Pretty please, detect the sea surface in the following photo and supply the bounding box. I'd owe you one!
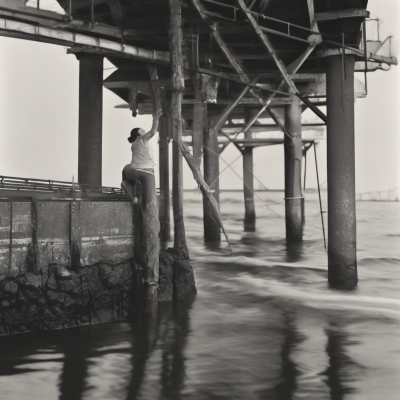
[0,191,399,400]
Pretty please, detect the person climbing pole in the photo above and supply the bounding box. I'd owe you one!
[121,109,162,312]
[122,108,163,204]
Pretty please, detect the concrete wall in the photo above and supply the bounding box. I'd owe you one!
[0,198,138,335]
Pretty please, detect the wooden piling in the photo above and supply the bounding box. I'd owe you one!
[169,0,189,259]
[243,108,257,232]
[158,116,171,241]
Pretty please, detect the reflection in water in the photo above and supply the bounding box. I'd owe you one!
[58,331,89,400]
[285,242,303,263]
[274,313,302,400]
[160,300,193,400]
[126,313,160,399]
[322,324,360,400]
[126,299,193,399]
[0,192,399,399]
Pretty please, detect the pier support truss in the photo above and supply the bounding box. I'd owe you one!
[1,0,397,287]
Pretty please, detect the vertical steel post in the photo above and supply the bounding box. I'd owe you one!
[284,94,303,242]
[76,53,104,187]
[302,146,307,224]
[159,116,171,241]
[243,108,257,232]
[31,196,38,272]
[91,0,95,23]
[326,54,357,286]
[193,73,207,168]
[203,115,220,242]
[9,201,13,270]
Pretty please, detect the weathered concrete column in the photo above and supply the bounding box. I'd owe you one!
[203,116,220,242]
[159,116,171,241]
[284,95,303,242]
[77,54,104,187]
[243,108,257,232]
[326,54,357,286]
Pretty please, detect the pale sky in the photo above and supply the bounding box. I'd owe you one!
[0,0,399,193]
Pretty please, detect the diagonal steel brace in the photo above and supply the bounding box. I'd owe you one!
[236,0,327,123]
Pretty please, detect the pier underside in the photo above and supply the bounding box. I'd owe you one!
[0,0,397,289]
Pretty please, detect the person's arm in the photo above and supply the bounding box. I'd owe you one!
[141,109,163,142]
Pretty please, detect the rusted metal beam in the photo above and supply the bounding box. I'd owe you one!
[0,0,164,43]
[178,141,231,252]
[208,76,258,137]
[0,17,170,64]
[315,8,369,21]
[190,0,291,135]
[237,0,327,123]
[286,0,322,77]
[105,0,123,27]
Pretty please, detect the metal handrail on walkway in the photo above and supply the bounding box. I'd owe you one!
[0,175,127,195]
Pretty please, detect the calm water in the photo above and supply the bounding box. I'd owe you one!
[1,191,399,400]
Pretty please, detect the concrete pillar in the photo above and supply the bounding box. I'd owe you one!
[203,117,220,242]
[159,116,171,241]
[326,54,357,286]
[243,108,257,232]
[284,95,303,242]
[77,54,104,187]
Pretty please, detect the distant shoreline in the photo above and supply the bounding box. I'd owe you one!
[183,189,321,192]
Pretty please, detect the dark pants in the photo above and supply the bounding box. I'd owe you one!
[122,164,159,283]
[122,165,156,205]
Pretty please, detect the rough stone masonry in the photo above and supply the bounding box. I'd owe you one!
[0,199,196,336]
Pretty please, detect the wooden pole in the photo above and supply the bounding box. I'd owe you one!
[147,64,171,241]
[169,0,189,259]
[159,116,171,241]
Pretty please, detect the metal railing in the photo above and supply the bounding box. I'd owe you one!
[0,175,127,195]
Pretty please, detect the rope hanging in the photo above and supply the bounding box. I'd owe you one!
[203,144,285,217]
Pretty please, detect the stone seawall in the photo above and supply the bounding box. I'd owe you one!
[0,197,196,335]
